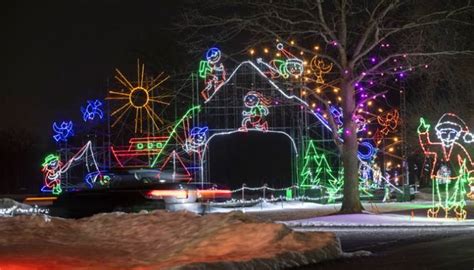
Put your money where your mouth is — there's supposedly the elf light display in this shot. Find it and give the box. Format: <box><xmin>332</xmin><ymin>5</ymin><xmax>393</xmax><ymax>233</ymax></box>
<box><xmin>418</xmin><ymin>113</ymin><xmax>474</xmax><ymax>219</ymax></box>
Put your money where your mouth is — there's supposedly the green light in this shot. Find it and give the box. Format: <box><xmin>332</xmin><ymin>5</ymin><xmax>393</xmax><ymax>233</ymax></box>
<box><xmin>150</xmin><ymin>105</ymin><xmax>201</xmax><ymax>167</ymax></box>
<box><xmin>137</xmin><ymin>143</ymin><xmax>144</xmax><ymax>150</ymax></box>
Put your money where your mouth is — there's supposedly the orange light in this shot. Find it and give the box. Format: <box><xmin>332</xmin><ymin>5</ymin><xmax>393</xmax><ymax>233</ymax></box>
<box><xmin>389</xmin><ymin>147</ymin><xmax>394</xmax><ymax>152</ymax></box>
<box><xmin>316</xmin><ymin>88</ymin><xmax>321</xmax><ymax>93</ymax></box>
<box><xmin>264</xmin><ymin>48</ymin><xmax>269</xmax><ymax>53</ymax></box>
<box><xmin>314</xmin><ymin>45</ymin><xmax>320</xmax><ymax>50</ymax></box>
<box><xmin>250</xmin><ymin>49</ymin><xmax>255</xmax><ymax>55</ymax></box>
<box><xmin>276</xmin><ymin>52</ymin><xmax>281</xmax><ymax>57</ymax></box>
<box><xmin>333</xmin><ymin>88</ymin><xmax>339</xmax><ymax>93</ymax></box>
<box><xmin>394</xmin><ymin>137</ymin><xmax>399</xmax><ymax>142</ymax></box>
<box><xmin>367</xmin><ymin>101</ymin><xmax>373</xmax><ymax>106</ymax></box>
<box><xmin>147</xmin><ymin>190</ymin><xmax>188</xmax><ymax>199</ymax></box>
<box><xmin>24</xmin><ymin>197</ymin><xmax>57</xmax><ymax>202</ymax></box>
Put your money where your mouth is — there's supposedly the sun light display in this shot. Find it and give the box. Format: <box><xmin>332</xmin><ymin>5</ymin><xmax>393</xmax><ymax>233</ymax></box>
<box><xmin>107</xmin><ymin>60</ymin><xmax>170</xmax><ymax>133</ymax></box>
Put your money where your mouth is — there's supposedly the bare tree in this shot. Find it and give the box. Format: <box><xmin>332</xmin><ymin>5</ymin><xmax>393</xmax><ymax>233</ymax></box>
<box><xmin>179</xmin><ymin>0</ymin><xmax>474</xmax><ymax>213</ymax></box>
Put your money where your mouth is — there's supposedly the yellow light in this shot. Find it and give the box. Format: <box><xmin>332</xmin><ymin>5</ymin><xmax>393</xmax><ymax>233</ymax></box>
<box><xmin>367</xmin><ymin>101</ymin><xmax>373</xmax><ymax>106</ymax></box>
<box><xmin>358</xmin><ymin>108</ymin><xmax>363</xmax><ymax>113</ymax></box>
<box><xmin>250</xmin><ymin>49</ymin><xmax>255</xmax><ymax>55</ymax></box>
<box><xmin>333</xmin><ymin>88</ymin><xmax>339</xmax><ymax>93</ymax></box>
<box><xmin>368</xmin><ymin>131</ymin><xmax>373</xmax><ymax>135</ymax></box>
<box><xmin>290</xmin><ymin>40</ymin><xmax>295</xmax><ymax>45</ymax></box>
<box><xmin>295</xmin><ymin>75</ymin><xmax>299</xmax><ymax>79</ymax></box>
<box><xmin>389</xmin><ymin>147</ymin><xmax>394</xmax><ymax>152</ymax></box>
<box><xmin>328</xmin><ymin>101</ymin><xmax>332</xmax><ymax>104</ymax></box>
<box><xmin>394</xmin><ymin>137</ymin><xmax>399</xmax><ymax>142</ymax></box>
<box><xmin>314</xmin><ymin>45</ymin><xmax>320</xmax><ymax>50</ymax></box>
<box><xmin>302</xmin><ymin>90</ymin><xmax>306</xmax><ymax>95</ymax></box>
<box><xmin>300</xmin><ymin>51</ymin><xmax>304</xmax><ymax>55</ymax></box>
<box><xmin>378</xmin><ymin>108</ymin><xmax>383</xmax><ymax>112</ymax></box>
<box><xmin>264</xmin><ymin>48</ymin><xmax>269</xmax><ymax>53</ymax></box>
<box><xmin>397</xmin><ymin>164</ymin><xmax>401</xmax><ymax>168</ymax></box>
<box><xmin>306</xmin><ymin>70</ymin><xmax>311</xmax><ymax>74</ymax></box>
<box><xmin>316</xmin><ymin>88</ymin><xmax>321</xmax><ymax>93</ymax></box>
<box><xmin>303</xmin><ymin>61</ymin><xmax>308</xmax><ymax>65</ymax></box>
<box><xmin>323</xmin><ymin>113</ymin><xmax>328</xmax><ymax>118</ymax></box>
<box><xmin>337</xmin><ymin>96</ymin><xmax>342</xmax><ymax>101</ymax></box>
<box><xmin>107</xmin><ymin>59</ymin><xmax>169</xmax><ymax>133</ymax></box>
<box><xmin>276</xmin><ymin>52</ymin><xmax>281</xmax><ymax>57</ymax></box>
<box><xmin>311</xmin><ymin>103</ymin><xmax>316</xmax><ymax>108</ymax></box>
<box><xmin>387</xmin><ymin>161</ymin><xmax>392</xmax><ymax>167</ymax></box>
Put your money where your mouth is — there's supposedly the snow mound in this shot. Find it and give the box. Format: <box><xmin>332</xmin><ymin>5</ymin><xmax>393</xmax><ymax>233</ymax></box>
<box><xmin>0</xmin><ymin>210</ymin><xmax>342</xmax><ymax>269</ymax></box>
<box><xmin>0</xmin><ymin>198</ymin><xmax>31</xmax><ymax>209</ymax></box>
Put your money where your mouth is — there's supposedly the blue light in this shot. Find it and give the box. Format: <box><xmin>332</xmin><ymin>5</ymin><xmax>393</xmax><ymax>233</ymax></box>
<box><xmin>358</xmin><ymin>141</ymin><xmax>377</xmax><ymax>160</ymax></box>
<box><xmin>81</xmin><ymin>100</ymin><xmax>104</xmax><ymax>122</ymax></box>
<box><xmin>52</xmin><ymin>121</ymin><xmax>74</xmax><ymax>142</ymax></box>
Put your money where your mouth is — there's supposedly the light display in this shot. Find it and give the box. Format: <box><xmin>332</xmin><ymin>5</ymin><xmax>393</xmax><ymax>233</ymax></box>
<box><xmin>310</xmin><ymin>55</ymin><xmax>333</xmax><ymax>84</ymax></box>
<box><xmin>200</xmin><ymin>47</ymin><xmax>226</xmax><ymax>101</ymax></box>
<box><xmin>111</xmin><ymin>136</ymin><xmax>168</xmax><ymax>167</ymax></box>
<box><xmin>256</xmin><ymin>43</ymin><xmax>304</xmax><ymax>79</ymax></box>
<box><xmin>418</xmin><ymin>113</ymin><xmax>474</xmax><ymax>219</ymax></box>
<box><xmin>241</xmin><ymin>91</ymin><xmax>271</xmax><ymax>131</ymax></box>
<box><xmin>107</xmin><ymin>60</ymin><xmax>170</xmax><ymax>133</ymax></box>
<box><xmin>160</xmin><ymin>150</ymin><xmax>192</xmax><ymax>181</ymax></box>
<box><xmin>52</xmin><ymin>121</ymin><xmax>74</xmax><ymax>142</ymax></box>
<box><xmin>299</xmin><ymin>140</ymin><xmax>337</xmax><ymax>189</ymax></box>
<box><xmin>184</xmin><ymin>126</ymin><xmax>208</xmax><ymax>155</ymax></box>
<box><xmin>41</xmin><ymin>154</ymin><xmax>63</xmax><ymax>195</ymax></box>
<box><xmin>81</xmin><ymin>99</ymin><xmax>104</xmax><ymax>122</ymax></box>
<box><xmin>374</xmin><ymin>110</ymin><xmax>399</xmax><ymax>145</ymax></box>
<box><xmin>150</xmin><ymin>105</ymin><xmax>201</xmax><ymax>167</ymax></box>
<box><xmin>41</xmin><ymin>141</ymin><xmax>100</xmax><ymax>194</ymax></box>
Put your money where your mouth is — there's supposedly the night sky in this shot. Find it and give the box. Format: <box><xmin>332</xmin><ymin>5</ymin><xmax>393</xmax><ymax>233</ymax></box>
<box><xmin>3</xmin><ymin>0</ymin><xmax>184</xmax><ymax>141</ymax></box>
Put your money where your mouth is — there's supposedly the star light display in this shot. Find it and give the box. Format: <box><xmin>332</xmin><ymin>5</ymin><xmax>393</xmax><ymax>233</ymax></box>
<box><xmin>107</xmin><ymin>60</ymin><xmax>170</xmax><ymax>133</ymax></box>
<box><xmin>418</xmin><ymin>113</ymin><xmax>474</xmax><ymax>219</ymax></box>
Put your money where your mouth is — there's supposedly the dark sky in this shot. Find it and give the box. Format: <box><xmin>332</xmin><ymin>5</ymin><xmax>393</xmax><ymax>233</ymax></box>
<box><xmin>3</xmin><ymin>0</ymin><xmax>183</xmax><ymax>142</ymax></box>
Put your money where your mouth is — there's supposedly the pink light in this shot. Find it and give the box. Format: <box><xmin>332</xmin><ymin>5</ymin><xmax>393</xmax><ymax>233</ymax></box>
<box><xmin>370</xmin><ymin>57</ymin><xmax>376</xmax><ymax>63</ymax></box>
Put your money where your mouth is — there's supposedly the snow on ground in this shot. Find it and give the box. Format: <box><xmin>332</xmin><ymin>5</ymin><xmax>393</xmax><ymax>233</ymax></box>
<box><xmin>0</xmin><ymin>210</ymin><xmax>342</xmax><ymax>270</ymax></box>
<box><xmin>209</xmin><ymin>200</ymin><xmax>328</xmax><ymax>213</ymax></box>
<box><xmin>283</xmin><ymin>213</ymin><xmax>474</xmax><ymax>227</ymax></box>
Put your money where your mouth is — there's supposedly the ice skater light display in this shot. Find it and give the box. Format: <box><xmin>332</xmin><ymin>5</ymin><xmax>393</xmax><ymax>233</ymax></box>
<box><xmin>418</xmin><ymin>113</ymin><xmax>474</xmax><ymax>219</ymax></box>
<box><xmin>241</xmin><ymin>91</ymin><xmax>271</xmax><ymax>131</ymax></box>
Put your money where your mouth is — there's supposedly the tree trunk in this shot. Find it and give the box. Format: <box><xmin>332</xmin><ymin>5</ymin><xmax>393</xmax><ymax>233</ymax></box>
<box><xmin>340</xmin><ymin>79</ymin><xmax>363</xmax><ymax>213</ymax></box>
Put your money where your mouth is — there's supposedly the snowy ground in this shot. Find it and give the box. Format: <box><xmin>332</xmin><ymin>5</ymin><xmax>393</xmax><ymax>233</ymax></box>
<box><xmin>0</xmin><ymin>210</ymin><xmax>342</xmax><ymax>270</ymax></box>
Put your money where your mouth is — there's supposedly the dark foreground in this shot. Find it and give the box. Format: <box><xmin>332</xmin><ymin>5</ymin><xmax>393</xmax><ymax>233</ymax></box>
<box><xmin>293</xmin><ymin>225</ymin><xmax>474</xmax><ymax>270</ymax></box>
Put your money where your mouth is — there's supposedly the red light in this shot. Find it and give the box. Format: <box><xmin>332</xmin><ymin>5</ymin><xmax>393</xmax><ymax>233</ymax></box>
<box><xmin>146</xmin><ymin>190</ymin><xmax>188</xmax><ymax>199</ymax></box>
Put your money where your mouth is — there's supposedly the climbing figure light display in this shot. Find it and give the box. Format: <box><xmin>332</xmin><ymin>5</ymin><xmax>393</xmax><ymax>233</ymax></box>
<box><xmin>374</xmin><ymin>110</ymin><xmax>399</xmax><ymax>145</ymax></box>
<box><xmin>200</xmin><ymin>47</ymin><xmax>226</xmax><ymax>101</ymax></box>
<box><xmin>240</xmin><ymin>91</ymin><xmax>271</xmax><ymax>131</ymax></box>
<box><xmin>52</xmin><ymin>121</ymin><xmax>74</xmax><ymax>142</ymax></box>
<box><xmin>418</xmin><ymin>113</ymin><xmax>474</xmax><ymax>219</ymax></box>
<box><xmin>41</xmin><ymin>154</ymin><xmax>63</xmax><ymax>195</ymax></box>
<box><xmin>310</xmin><ymin>55</ymin><xmax>333</xmax><ymax>84</ymax></box>
<box><xmin>81</xmin><ymin>100</ymin><xmax>104</xmax><ymax>122</ymax></box>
